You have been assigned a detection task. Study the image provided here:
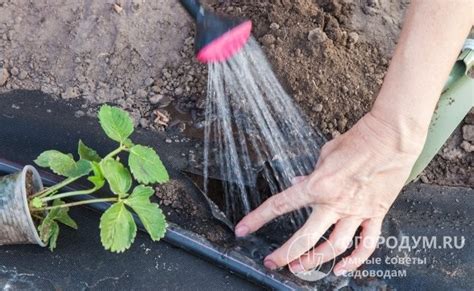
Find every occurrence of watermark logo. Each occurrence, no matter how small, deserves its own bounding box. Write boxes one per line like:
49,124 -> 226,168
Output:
285,234 -> 466,282
287,234 -> 336,282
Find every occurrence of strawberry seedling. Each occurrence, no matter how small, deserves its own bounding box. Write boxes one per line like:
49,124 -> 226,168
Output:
29,105 -> 169,252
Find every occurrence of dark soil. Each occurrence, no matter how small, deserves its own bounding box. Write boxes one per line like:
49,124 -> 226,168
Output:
154,178 -> 231,243
156,180 -> 200,216
24,170 -> 35,197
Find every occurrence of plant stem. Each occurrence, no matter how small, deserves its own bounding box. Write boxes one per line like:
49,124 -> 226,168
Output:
103,144 -> 126,160
32,213 -> 44,220
32,144 -> 128,206
32,176 -> 80,199
41,187 -> 97,202
32,198 -> 118,212
34,144 -> 124,200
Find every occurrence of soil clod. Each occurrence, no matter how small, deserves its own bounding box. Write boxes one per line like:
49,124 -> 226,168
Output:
0,68 -> 9,86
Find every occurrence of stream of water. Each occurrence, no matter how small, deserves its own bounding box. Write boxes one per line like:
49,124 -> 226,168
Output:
203,38 -> 326,226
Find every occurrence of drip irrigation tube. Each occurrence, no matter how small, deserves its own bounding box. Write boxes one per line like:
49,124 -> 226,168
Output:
0,158 -> 301,290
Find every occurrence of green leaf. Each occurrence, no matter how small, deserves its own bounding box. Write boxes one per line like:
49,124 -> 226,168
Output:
34,150 -> 91,178
101,159 -> 132,197
78,140 -> 101,162
91,161 -> 103,178
48,222 -> 60,252
98,105 -> 134,143
49,200 -> 77,229
100,202 -> 137,253
129,145 -> 169,185
55,208 -> 78,229
34,153 -> 51,168
31,197 -> 43,209
88,176 -> 105,189
38,215 -> 60,251
35,150 -> 76,176
123,138 -> 135,148
88,162 -> 105,189
38,216 -> 55,244
129,185 -> 155,199
67,160 -> 92,178
37,200 -> 77,251
125,186 -> 167,241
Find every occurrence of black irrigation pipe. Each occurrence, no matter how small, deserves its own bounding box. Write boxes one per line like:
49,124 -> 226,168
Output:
0,158 -> 300,290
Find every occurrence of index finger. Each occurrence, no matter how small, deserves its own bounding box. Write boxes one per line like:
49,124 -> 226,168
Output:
265,208 -> 337,269
235,180 -> 316,237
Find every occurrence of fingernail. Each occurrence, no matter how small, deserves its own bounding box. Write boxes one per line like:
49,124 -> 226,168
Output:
264,259 -> 278,270
235,225 -> 249,237
290,262 -> 305,274
334,268 -> 347,277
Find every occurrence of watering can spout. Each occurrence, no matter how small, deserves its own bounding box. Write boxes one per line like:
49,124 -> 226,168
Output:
178,0 -> 252,63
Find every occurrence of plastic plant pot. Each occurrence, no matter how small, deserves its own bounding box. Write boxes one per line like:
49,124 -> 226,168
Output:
0,165 -> 45,247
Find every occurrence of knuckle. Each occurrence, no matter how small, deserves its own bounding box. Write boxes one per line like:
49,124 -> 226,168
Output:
303,188 -> 318,202
305,177 -> 332,200
303,179 -> 321,199
332,241 -> 350,255
305,177 -> 328,193
303,257 -> 320,269
269,196 -> 287,216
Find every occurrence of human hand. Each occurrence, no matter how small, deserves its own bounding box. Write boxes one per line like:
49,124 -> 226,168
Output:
234,111 -> 425,276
